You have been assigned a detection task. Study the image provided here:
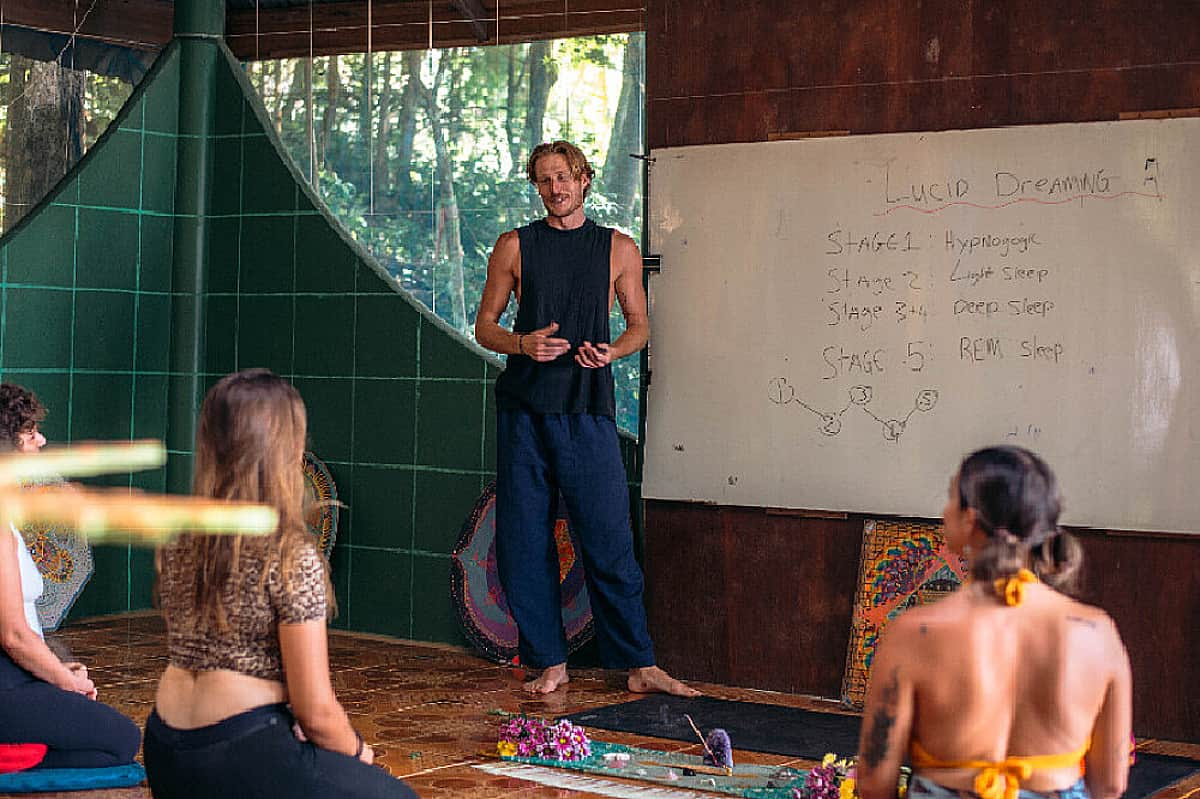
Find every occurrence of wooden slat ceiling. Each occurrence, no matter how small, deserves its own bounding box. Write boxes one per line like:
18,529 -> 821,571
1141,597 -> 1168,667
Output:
0,0 -> 642,60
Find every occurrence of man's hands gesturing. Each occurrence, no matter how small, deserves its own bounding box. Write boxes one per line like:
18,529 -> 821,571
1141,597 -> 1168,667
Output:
519,322 -> 571,362
575,341 -> 612,368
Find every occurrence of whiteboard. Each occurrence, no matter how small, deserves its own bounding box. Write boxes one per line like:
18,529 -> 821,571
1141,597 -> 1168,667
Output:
644,118 -> 1200,533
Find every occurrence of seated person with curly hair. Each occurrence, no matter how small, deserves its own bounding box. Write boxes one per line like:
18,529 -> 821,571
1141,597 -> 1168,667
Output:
0,382 -> 142,771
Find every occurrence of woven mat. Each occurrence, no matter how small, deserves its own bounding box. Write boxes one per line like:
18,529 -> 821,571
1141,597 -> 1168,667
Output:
487,740 -> 807,799
841,519 -> 968,708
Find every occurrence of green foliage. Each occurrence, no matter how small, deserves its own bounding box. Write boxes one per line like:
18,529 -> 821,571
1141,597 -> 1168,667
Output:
248,36 -> 646,433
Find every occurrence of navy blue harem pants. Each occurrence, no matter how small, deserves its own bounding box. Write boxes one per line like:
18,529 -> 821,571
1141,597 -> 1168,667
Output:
495,409 -> 655,670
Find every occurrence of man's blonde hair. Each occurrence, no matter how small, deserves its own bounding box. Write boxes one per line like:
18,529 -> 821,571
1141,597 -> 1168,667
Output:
526,140 -> 596,197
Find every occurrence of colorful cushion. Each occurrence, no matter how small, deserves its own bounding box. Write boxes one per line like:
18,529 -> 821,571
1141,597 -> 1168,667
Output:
0,744 -> 47,774
0,762 -> 146,792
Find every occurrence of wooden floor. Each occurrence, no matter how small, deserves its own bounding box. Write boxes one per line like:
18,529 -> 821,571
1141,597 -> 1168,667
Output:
5,612 -> 1198,799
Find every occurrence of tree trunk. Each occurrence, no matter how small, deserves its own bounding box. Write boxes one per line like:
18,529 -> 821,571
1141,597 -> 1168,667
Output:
423,54 -> 467,330
318,55 -> 339,177
524,40 -> 558,216
372,51 -> 394,211
304,58 -> 316,186
394,51 -> 423,208
601,36 -> 644,231
505,46 -> 526,176
357,53 -> 374,199
3,56 -> 85,231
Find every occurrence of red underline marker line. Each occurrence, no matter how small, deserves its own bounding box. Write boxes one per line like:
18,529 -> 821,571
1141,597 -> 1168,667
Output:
873,190 -> 1165,216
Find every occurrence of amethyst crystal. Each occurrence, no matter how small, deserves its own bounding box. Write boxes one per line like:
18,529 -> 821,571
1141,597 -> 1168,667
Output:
703,728 -> 733,770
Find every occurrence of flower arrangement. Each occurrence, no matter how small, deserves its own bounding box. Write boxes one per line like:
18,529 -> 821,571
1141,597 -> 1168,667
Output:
795,753 -> 859,799
496,715 -> 592,762
794,754 -> 911,799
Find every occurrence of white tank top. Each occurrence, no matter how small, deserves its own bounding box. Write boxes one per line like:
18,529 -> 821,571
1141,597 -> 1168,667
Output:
10,524 -> 44,639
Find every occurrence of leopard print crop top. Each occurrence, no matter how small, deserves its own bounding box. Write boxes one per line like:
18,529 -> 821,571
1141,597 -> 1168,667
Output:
157,537 -> 327,682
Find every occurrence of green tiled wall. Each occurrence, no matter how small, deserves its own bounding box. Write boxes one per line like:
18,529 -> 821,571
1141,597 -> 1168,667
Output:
0,34 -> 643,649
197,44 -> 499,644
0,44 -> 180,621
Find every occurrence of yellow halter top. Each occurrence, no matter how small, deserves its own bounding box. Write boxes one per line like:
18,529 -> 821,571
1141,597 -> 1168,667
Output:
909,569 -> 1089,799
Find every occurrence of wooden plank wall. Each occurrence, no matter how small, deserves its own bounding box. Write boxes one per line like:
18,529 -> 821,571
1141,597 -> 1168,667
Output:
641,0 -> 1200,742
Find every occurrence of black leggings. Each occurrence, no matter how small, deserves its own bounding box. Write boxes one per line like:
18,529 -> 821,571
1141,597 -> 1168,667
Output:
143,704 -> 419,799
0,652 -> 141,769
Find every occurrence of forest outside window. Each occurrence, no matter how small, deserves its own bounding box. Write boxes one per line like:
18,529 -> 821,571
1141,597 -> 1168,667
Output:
247,34 -> 646,434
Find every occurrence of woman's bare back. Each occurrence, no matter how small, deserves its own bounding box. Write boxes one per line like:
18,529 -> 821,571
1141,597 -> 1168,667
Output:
896,582 -> 1129,794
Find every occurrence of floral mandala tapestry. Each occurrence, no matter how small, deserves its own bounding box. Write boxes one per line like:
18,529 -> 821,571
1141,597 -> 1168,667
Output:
841,519 -> 968,708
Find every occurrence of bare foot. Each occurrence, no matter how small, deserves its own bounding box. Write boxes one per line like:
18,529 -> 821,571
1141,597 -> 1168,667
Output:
524,663 -> 570,694
627,665 -> 701,697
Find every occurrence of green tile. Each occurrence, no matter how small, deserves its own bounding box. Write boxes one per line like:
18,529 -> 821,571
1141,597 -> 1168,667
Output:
328,543 -> 350,630
78,129 -> 142,210
293,377 -> 354,462
294,215 -> 356,293
70,373 -> 133,441
239,215 -> 295,293
133,374 -> 169,439
135,293 -> 172,372
204,294 -> 239,374
352,379 -> 415,465
209,137 -> 243,216
165,375 -> 201,452
349,466 -> 413,549
205,217 -> 241,293
240,136 -> 296,215
482,387 -> 497,472
410,553 -> 467,646
165,452 -> 194,494
131,465 -> 167,493
415,380 -> 485,470
175,137 -> 210,217
236,295 -> 294,374
347,548 -> 412,638
73,290 -> 135,371
129,548 -> 157,610
141,133 -> 178,214
5,205 -> 76,286
419,319 -> 485,379
293,296 -> 354,377
142,48 -> 180,134
76,209 -> 139,290
413,470 -> 483,554
4,288 -> 73,369
119,97 -> 145,133
66,545 -> 130,621
356,259 -> 398,293
139,215 -> 174,292
354,295 -> 418,378
214,58 -> 246,136
0,372 -> 69,443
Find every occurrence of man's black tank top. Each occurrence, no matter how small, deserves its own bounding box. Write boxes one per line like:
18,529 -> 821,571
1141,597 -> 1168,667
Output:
495,218 -> 616,417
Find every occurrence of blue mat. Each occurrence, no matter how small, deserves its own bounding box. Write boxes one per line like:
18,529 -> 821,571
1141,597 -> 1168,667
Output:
0,763 -> 146,793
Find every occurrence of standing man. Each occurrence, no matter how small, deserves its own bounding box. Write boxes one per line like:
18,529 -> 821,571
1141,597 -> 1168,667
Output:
475,141 -> 697,696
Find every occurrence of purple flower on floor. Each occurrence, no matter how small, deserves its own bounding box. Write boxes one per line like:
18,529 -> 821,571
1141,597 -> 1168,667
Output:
703,728 -> 733,770
496,716 -> 591,762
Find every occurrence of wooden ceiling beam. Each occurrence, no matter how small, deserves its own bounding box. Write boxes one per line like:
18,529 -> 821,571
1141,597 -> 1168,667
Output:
225,0 -> 643,61
450,0 -> 491,43
0,0 -> 173,51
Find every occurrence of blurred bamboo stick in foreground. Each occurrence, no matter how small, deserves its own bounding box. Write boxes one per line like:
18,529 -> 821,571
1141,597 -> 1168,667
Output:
0,441 -> 277,545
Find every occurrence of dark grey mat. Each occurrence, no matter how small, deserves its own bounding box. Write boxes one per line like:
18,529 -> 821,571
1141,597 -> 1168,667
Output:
563,695 -> 862,760
564,696 -> 1199,799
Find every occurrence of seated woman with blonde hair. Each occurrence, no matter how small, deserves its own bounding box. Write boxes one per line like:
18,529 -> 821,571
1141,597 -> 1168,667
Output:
856,446 -> 1132,799
144,369 -> 417,798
